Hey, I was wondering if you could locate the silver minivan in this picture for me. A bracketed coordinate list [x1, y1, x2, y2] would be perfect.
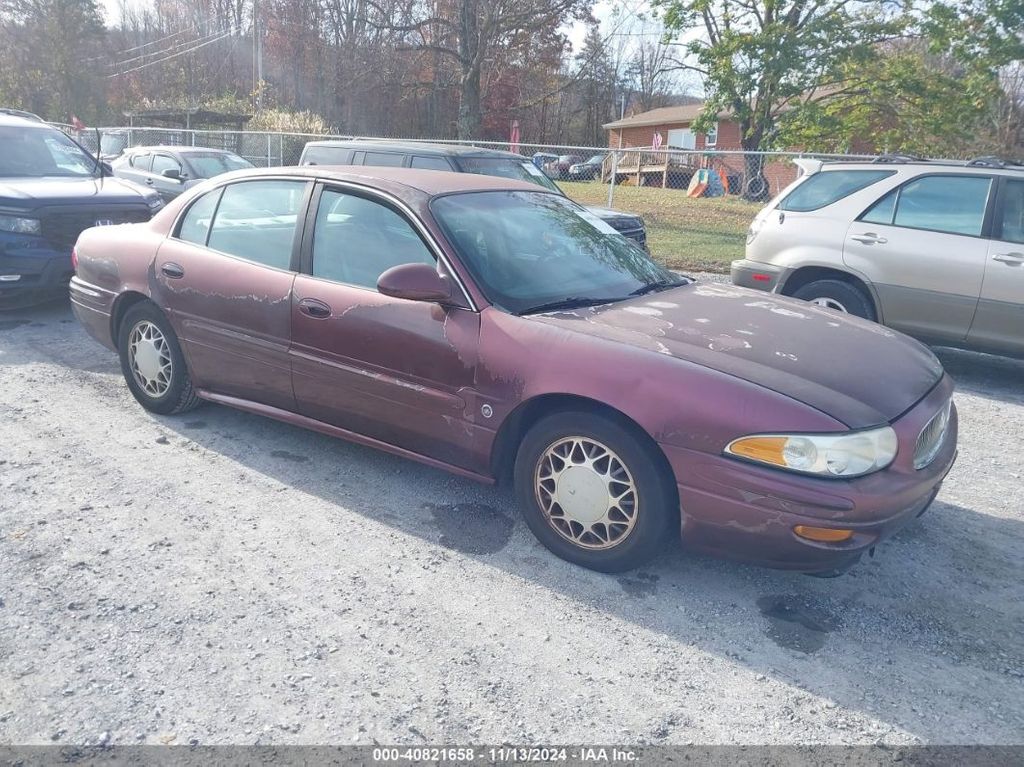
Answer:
[732, 157, 1024, 358]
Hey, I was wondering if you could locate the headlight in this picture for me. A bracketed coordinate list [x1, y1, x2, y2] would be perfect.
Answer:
[0, 214, 41, 235]
[725, 426, 898, 478]
[146, 196, 164, 212]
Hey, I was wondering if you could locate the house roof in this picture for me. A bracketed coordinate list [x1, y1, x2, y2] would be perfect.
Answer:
[603, 103, 728, 130]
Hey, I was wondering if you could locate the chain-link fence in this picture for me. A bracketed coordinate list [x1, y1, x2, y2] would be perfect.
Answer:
[62, 125, 883, 271]
[70, 125, 880, 204]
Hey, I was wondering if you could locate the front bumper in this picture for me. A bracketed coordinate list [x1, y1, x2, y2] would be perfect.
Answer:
[0, 236, 74, 308]
[730, 258, 786, 293]
[661, 376, 958, 573]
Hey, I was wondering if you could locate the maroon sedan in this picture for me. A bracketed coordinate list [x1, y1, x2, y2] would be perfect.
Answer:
[70, 167, 957, 574]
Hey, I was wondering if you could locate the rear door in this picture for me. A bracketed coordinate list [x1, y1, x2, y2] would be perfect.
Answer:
[289, 183, 483, 469]
[154, 178, 311, 411]
[116, 151, 151, 186]
[843, 173, 993, 342]
[968, 177, 1024, 355]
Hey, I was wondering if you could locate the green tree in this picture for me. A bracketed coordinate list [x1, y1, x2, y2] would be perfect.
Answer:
[0, 0, 107, 121]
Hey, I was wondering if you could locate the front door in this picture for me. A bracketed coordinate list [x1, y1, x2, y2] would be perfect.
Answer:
[289, 185, 482, 470]
[153, 178, 310, 411]
[969, 177, 1024, 356]
[843, 173, 992, 342]
[148, 153, 187, 201]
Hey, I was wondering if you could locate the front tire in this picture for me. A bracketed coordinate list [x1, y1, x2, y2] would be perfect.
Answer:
[514, 412, 676, 572]
[118, 301, 200, 415]
[792, 279, 877, 321]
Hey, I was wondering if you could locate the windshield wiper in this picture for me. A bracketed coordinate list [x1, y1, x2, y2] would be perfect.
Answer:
[629, 277, 689, 296]
[518, 296, 624, 315]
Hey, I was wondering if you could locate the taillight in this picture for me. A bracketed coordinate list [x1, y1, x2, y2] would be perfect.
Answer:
[71, 246, 78, 271]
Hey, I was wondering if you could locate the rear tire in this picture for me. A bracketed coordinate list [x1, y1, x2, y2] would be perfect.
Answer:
[792, 279, 877, 321]
[118, 301, 200, 415]
[514, 411, 676, 572]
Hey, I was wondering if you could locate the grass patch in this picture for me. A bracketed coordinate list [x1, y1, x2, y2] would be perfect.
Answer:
[560, 181, 762, 273]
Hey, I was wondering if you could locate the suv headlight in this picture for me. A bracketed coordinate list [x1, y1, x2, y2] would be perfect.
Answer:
[146, 196, 164, 212]
[725, 426, 898, 478]
[0, 214, 41, 235]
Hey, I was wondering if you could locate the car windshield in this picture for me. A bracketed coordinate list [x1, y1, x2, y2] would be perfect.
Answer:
[456, 157, 562, 194]
[187, 152, 254, 178]
[432, 190, 678, 315]
[0, 126, 98, 178]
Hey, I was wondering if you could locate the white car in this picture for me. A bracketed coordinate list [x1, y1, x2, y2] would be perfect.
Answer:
[732, 156, 1024, 358]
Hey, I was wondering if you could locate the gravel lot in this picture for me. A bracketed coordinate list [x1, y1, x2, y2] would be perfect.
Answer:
[1, 293, 1022, 747]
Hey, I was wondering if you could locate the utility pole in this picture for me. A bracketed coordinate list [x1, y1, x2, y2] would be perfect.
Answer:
[252, 0, 260, 109]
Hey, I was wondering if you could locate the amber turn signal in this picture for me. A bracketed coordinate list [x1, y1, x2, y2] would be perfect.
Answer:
[793, 525, 855, 543]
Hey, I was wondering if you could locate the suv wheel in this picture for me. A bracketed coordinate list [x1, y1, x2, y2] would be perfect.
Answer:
[792, 279, 877, 321]
[514, 412, 675, 572]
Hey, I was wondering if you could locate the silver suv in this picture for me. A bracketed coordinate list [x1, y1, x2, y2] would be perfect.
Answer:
[732, 156, 1024, 358]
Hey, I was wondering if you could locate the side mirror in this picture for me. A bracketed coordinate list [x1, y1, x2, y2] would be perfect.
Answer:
[161, 167, 182, 180]
[377, 263, 452, 303]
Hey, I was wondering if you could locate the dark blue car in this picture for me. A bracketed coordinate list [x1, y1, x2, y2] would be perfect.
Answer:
[0, 110, 163, 308]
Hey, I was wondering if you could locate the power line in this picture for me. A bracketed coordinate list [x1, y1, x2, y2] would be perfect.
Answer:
[110, 26, 235, 69]
[116, 25, 197, 55]
[108, 29, 237, 78]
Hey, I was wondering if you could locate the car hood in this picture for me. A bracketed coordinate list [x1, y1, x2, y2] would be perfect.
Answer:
[584, 205, 641, 224]
[0, 176, 152, 207]
[530, 282, 943, 428]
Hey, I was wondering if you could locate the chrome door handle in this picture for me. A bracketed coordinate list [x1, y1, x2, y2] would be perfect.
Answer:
[992, 252, 1024, 265]
[160, 262, 184, 279]
[298, 297, 332, 319]
[850, 232, 887, 245]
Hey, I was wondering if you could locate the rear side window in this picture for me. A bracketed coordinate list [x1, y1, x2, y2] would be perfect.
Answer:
[130, 153, 152, 170]
[301, 146, 352, 165]
[205, 180, 308, 269]
[861, 175, 992, 237]
[178, 188, 223, 245]
[362, 152, 405, 167]
[779, 170, 895, 212]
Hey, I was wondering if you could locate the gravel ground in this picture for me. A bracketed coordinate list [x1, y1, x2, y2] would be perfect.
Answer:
[1, 293, 1022, 747]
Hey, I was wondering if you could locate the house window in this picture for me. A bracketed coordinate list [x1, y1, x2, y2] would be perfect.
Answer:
[666, 128, 695, 150]
[705, 121, 719, 147]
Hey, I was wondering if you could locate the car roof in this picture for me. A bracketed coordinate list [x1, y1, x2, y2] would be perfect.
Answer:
[0, 111, 53, 128]
[303, 139, 525, 161]
[124, 145, 239, 154]
[214, 165, 550, 197]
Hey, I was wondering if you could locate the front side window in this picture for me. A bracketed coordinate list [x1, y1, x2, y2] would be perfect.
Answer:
[411, 156, 453, 171]
[995, 179, 1024, 244]
[861, 175, 992, 237]
[432, 191, 676, 315]
[457, 157, 561, 193]
[151, 154, 181, 175]
[779, 170, 895, 212]
[311, 189, 435, 289]
[0, 127, 99, 178]
[205, 180, 307, 269]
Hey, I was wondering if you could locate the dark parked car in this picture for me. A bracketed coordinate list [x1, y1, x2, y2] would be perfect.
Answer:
[544, 154, 584, 180]
[568, 154, 606, 181]
[71, 167, 957, 574]
[111, 146, 253, 202]
[531, 152, 559, 174]
[299, 140, 647, 250]
[0, 110, 163, 308]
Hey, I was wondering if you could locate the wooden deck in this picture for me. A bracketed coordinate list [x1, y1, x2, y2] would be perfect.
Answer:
[602, 149, 699, 188]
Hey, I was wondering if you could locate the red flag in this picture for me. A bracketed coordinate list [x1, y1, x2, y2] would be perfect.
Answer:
[509, 120, 520, 154]
[71, 115, 86, 132]
[652, 131, 663, 150]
